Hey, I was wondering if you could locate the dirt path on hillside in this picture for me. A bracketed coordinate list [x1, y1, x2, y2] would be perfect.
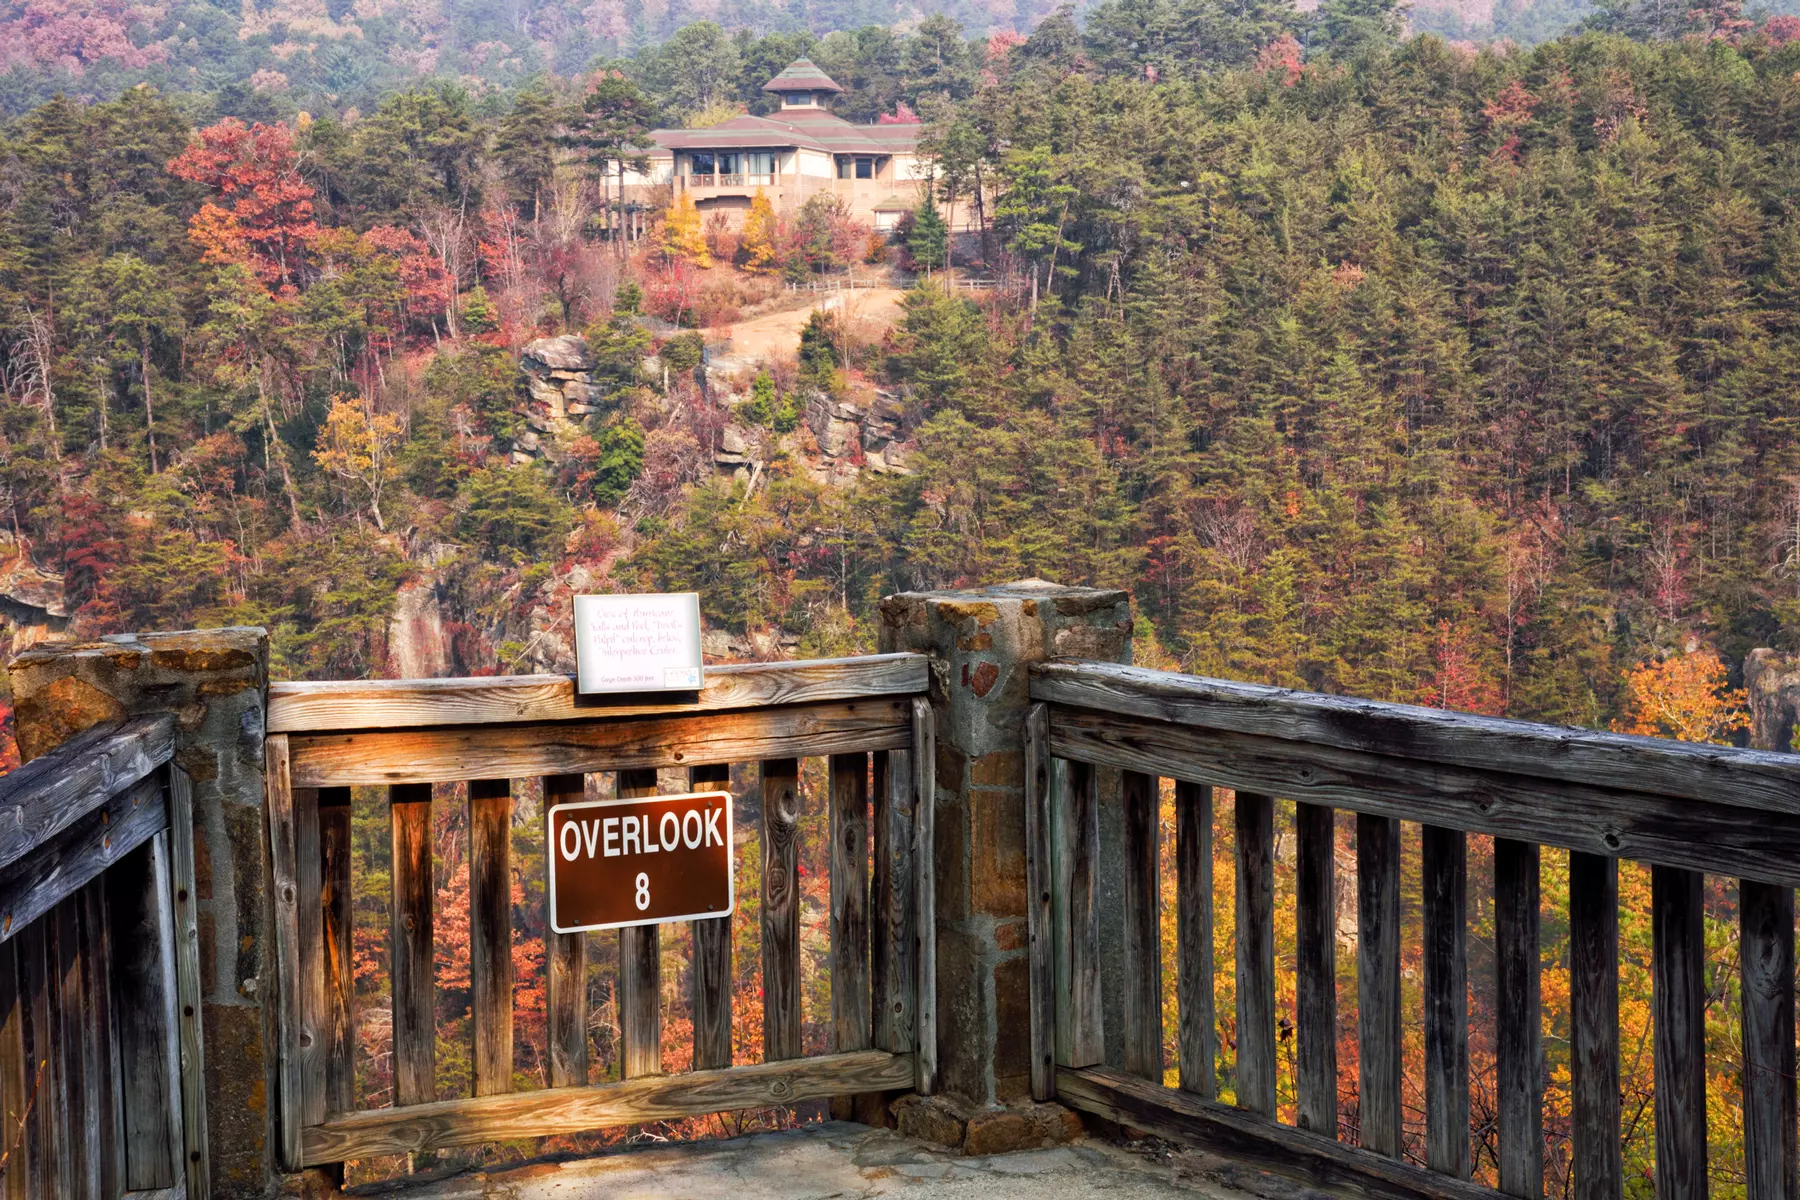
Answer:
[720, 287, 906, 362]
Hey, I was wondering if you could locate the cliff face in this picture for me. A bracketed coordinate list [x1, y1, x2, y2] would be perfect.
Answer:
[514, 335, 605, 463]
[0, 537, 66, 656]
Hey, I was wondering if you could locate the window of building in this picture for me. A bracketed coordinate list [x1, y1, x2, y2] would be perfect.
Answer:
[717, 152, 741, 177]
[856, 157, 874, 179]
[837, 156, 853, 179]
[784, 92, 813, 106]
[690, 151, 715, 177]
[747, 152, 775, 184]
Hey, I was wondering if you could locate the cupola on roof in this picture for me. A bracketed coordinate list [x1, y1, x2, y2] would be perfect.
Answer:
[762, 58, 844, 94]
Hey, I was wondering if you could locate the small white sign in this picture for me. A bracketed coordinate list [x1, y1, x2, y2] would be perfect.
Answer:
[573, 593, 704, 695]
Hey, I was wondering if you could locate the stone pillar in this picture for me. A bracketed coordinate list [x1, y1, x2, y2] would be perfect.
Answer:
[9, 629, 273, 1197]
[1747, 648, 1800, 753]
[879, 581, 1132, 1106]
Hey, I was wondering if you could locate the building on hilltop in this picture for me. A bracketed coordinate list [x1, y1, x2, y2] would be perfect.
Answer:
[622, 58, 974, 233]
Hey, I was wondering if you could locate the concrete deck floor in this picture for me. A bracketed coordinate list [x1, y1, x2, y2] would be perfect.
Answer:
[350, 1120, 1304, 1200]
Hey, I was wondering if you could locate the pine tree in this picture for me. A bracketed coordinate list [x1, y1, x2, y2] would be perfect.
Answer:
[907, 199, 950, 278]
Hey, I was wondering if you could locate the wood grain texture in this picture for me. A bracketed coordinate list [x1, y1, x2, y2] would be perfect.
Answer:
[1569, 852, 1620, 1200]
[689, 764, 733, 1073]
[317, 788, 352, 1119]
[762, 759, 802, 1064]
[0, 937, 23, 1200]
[52, 897, 82, 1199]
[263, 734, 303, 1171]
[270, 653, 930, 732]
[106, 838, 178, 1190]
[0, 771, 164, 948]
[1045, 705, 1800, 886]
[1122, 770, 1163, 1083]
[469, 779, 513, 1098]
[543, 774, 588, 1088]
[289, 700, 912, 788]
[1235, 792, 1275, 1115]
[871, 748, 916, 1059]
[17, 921, 47, 1199]
[76, 880, 112, 1200]
[390, 783, 435, 1107]
[295, 787, 325, 1129]
[911, 698, 937, 1096]
[301, 1049, 914, 1162]
[1023, 706, 1055, 1100]
[1295, 802, 1337, 1138]
[1421, 825, 1467, 1178]
[1652, 865, 1707, 1200]
[1175, 781, 1215, 1099]
[1056, 758, 1104, 1070]
[1032, 660, 1800, 814]
[1057, 1066, 1501, 1200]
[618, 769, 662, 1080]
[0, 714, 174, 875]
[1495, 839, 1541, 1200]
[1740, 879, 1795, 1200]
[1356, 813, 1401, 1158]
[830, 754, 871, 1056]
[167, 766, 209, 1199]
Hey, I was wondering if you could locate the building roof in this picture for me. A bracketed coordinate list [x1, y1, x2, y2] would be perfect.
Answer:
[762, 57, 843, 94]
[650, 109, 922, 156]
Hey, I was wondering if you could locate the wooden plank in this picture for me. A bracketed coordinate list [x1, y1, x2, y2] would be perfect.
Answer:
[689, 764, 732, 1072]
[301, 1049, 915, 1163]
[0, 714, 174, 874]
[871, 748, 916, 1059]
[317, 788, 352, 1120]
[543, 774, 588, 1088]
[1357, 814, 1401, 1158]
[1495, 838, 1541, 1199]
[263, 734, 303, 1171]
[762, 759, 802, 1063]
[0, 937, 22, 1200]
[1741, 879, 1796, 1200]
[1421, 825, 1467, 1178]
[167, 766, 208, 1200]
[1057, 1066, 1501, 1200]
[830, 754, 871, 1056]
[289, 701, 913, 788]
[1031, 660, 1800, 815]
[912, 697, 937, 1095]
[1023, 706, 1054, 1100]
[1295, 802, 1337, 1138]
[0, 772, 164, 947]
[295, 787, 325, 1129]
[1045, 706, 1800, 888]
[469, 779, 513, 1098]
[618, 769, 662, 1079]
[1056, 758, 1104, 1070]
[1175, 780, 1216, 1099]
[106, 838, 178, 1189]
[50, 899, 77, 1199]
[1122, 770, 1163, 1082]
[1652, 865, 1707, 1200]
[270, 653, 930, 732]
[16, 922, 46, 1199]
[75, 881, 108, 1200]
[1569, 852, 1620, 1200]
[390, 783, 435, 1107]
[1236, 792, 1275, 1115]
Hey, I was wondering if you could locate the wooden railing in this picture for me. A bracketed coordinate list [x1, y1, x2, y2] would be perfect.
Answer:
[263, 653, 935, 1171]
[0, 714, 206, 1200]
[1025, 659, 1800, 1200]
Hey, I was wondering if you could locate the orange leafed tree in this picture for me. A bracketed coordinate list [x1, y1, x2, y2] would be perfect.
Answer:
[1611, 643, 1749, 744]
[168, 118, 319, 291]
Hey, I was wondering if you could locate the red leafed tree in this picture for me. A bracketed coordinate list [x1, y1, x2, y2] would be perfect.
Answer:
[168, 119, 320, 291]
[364, 225, 453, 332]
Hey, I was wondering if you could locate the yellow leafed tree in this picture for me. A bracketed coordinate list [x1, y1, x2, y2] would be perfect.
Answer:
[740, 189, 778, 273]
[313, 394, 403, 531]
[1612, 643, 1749, 744]
[663, 193, 712, 267]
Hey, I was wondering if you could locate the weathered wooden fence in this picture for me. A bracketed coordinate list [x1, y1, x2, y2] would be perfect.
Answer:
[262, 653, 935, 1172]
[1027, 658, 1800, 1200]
[0, 714, 207, 1200]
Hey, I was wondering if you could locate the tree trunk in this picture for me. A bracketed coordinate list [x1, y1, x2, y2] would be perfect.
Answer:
[141, 333, 157, 473]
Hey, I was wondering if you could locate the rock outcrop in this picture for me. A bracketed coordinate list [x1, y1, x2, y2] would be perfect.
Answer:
[0, 537, 66, 654]
[516, 335, 601, 463]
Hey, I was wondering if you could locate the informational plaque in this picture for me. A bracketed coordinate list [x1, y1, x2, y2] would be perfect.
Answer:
[573, 592, 703, 695]
[546, 790, 734, 933]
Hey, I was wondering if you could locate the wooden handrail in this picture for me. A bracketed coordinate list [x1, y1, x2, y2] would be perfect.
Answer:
[0, 713, 174, 873]
[268, 652, 928, 733]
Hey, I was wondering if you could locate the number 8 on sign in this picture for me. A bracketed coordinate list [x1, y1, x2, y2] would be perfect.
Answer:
[635, 873, 650, 911]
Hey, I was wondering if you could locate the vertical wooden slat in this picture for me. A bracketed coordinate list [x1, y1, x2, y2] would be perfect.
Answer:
[830, 753, 872, 1056]
[689, 764, 733, 1072]
[1295, 802, 1337, 1137]
[1122, 770, 1163, 1082]
[318, 787, 353, 1119]
[295, 786, 326, 1128]
[52, 899, 81, 1199]
[618, 768, 662, 1079]
[871, 748, 916, 1059]
[390, 782, 435, 1107]
[16, 923, 46, 1199]
[1496, 838, 1542, 1199]
[1422, 825, 1468, 1177]
[263, 734, 303, 1169]
[75, 882, 108, 1200]
[1357, 813, 1401, 1157]
[761, 758, 802, 1064]
[106, 838, 179, 1190]
[543, 774, 588, 1087]
[1023, 706, 1055, 1100]
[1569, 851, 1621, 1200]
[0, 938, 22, 1200]
[168, 765, 209, 1200]
[469, 779, 513, 1097]
[1741, 879, 1796, 1200]
[1653, 865, 1707, 1200]
[1235, 792, 1275, 1115]
[912, 697, 937, 1095]
[1176, 780, 1215, 1099]
[1056, 758, 1104, 1070]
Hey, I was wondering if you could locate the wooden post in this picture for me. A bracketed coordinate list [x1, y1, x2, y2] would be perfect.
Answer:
[619, 768, 661, 1079]
[1496, 838, 1542, 1199]
[544, 774, 588, 1087]
[1569, 851, 1621, 1200]
[1023, 706, 1054, 1100]
[1356, 813, 1401, 1157]
[761, 758, 802, 1063]
[1295, 802, 1337, 1137]
[1175, 781, 1215, 1099]
[390, 783, 435, 1110]
[1235, 792, 1275, 1116]
[689, 763, 733, 1072]
[1653, 865, 1707, 1200]
[1422, 825, 1468, 1178]
[1741, 879, 1796, 1200]
[829, 753, 871, 1119]
[1121, 770, 1163, 1082]
[470, 779, 514, 1098]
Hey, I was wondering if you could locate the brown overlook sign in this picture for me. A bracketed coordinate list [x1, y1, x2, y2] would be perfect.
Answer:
[547, 789, 735, 933]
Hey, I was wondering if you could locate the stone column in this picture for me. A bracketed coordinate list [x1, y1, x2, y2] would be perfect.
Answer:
[879, 581, 1132, 1106]
[9, 629, 273, 1197]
